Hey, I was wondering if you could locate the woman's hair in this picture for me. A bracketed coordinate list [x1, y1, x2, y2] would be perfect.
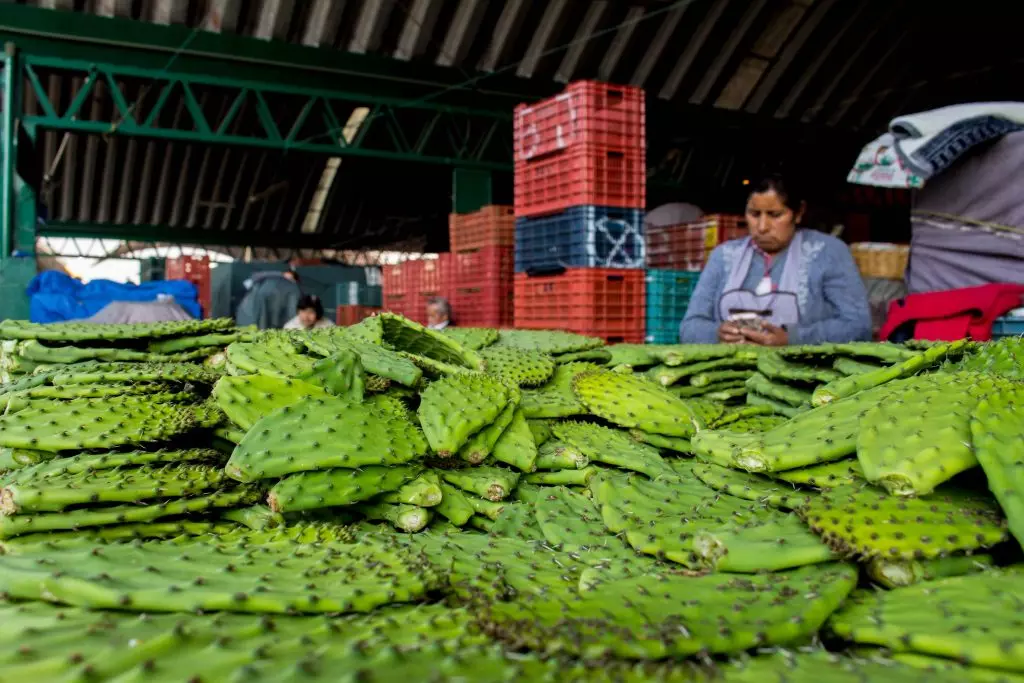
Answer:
[750, 173, 806, 214]
[297, 294, 324, 319]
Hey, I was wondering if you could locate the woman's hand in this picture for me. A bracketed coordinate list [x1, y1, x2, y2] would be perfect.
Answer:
[741, 323, 789, 347]
[717, 322, 745, 344]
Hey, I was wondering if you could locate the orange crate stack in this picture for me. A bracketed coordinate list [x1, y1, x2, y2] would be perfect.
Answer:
[165, 256, 211, 317]
[449, 205, 515, 253]
[513, 80, 646, 218]
[452, 246, 514, 328]
[513, 268, 645, 344]
[381, 256, 452, 325]
[645, 214, 748, 271]
[336, 305, 381, 326]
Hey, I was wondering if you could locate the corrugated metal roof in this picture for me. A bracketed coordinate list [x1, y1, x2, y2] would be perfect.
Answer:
[12, 0, 1023, 253]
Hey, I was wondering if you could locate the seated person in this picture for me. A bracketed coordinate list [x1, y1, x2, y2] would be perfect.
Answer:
[284, 295, 335, 330]
[679, 174, 872, 346]
[427, 297, 453, 331]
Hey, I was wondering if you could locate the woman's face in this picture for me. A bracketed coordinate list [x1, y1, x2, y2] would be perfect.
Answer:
[745, 189, 802, 254]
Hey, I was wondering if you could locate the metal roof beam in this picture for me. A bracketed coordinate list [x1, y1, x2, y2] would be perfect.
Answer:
[349, 0, 395, 54]
[826, 33, 906, 127]
[94, 0, 132, 18]
[394, 0, 441, 60]
[597, 5, 642, 83]
[201, 0, 241, 33]
[556, 0, 608, 84]
[437, 0, 486, 67]
[254, 0, 295, 41]
[745, 0, 835, 114]
[38, 0, 74, 9]
[689, 0, 769, 105]
[301, 0, 345, 47]
[150, 0, 188, 25]
[659, 0, 731, 100]
[630, 4, 688, 87]
[517, 0, 570, 79]
[477, 0, 528, 73]
[38, 221, 337, 249]
[773, 1, 868, 119]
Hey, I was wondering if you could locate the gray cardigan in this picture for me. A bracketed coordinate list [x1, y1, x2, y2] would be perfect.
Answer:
[679, 230, 873, 344]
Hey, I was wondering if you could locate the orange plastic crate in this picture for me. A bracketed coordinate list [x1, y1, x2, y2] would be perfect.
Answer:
[336, 305, 381, 326]
[514, 81, 646, 163]
[453, 283, 514, 328]
[166, 256, 211, 318]
[382, 260, 424, 299]
[454, 246, 514, 285]
[513, 268, 645, 344]
[514, 144, 645, 218]
[449, 206, 515, 253]
[645, 214, 748, 271]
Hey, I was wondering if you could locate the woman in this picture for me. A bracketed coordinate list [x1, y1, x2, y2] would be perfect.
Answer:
[679, 175, 871, 346]
[284, 294, 335, 330]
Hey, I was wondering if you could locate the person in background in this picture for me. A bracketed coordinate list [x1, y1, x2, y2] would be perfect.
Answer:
[426, 297, 453, 330]
[679, 174, 872, 346]
[235, 268, 302, 330]
[285, 295, 335, 330]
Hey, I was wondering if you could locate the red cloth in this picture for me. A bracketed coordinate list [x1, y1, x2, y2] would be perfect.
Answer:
[879, 283, 1024, 341]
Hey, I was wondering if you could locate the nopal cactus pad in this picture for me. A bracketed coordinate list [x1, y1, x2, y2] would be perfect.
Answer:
[553, 421, 671, 478]
[213, 374, 330, 431]
[829, 568, 1024, 673]
[971, 381, 1024, 548]
[268, 465, 422, 513]
[480, 346, 555, 386]
[226, 396, 428, 481]
[572, 370, 705, 437]
[417, 373, 513, 456]
[798, 484, 1008, 560]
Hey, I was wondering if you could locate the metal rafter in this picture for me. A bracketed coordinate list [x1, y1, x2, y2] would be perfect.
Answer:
[689, 0, 770, 105]
[556, 1, 607, 84]
[301, 0, 345, 47]
[659, 0, 732, 100]
[477, 0, 528, 72]
[394, 0, 441, 61]
[630, 4, 688, 87]
[516, 0, 570, 79]
[437, 0, 486, 68]
[825, 33, 907, 127]
[17, 56, 514, 170]
[597, 5, 642, 83]
[349, 0, 395, 54]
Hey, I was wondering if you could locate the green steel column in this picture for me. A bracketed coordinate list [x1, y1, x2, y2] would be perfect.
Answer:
[1, 42, 15, 260]
[452, 168, 493, 214]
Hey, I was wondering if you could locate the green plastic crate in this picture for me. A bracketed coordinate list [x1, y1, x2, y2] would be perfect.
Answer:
[645, 269, 700, 344]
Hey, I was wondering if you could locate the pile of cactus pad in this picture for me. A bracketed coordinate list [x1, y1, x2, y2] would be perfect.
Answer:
[0, 315, 1022, 682]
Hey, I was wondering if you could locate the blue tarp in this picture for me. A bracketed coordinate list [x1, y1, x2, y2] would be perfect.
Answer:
[26, 270, 201, 323]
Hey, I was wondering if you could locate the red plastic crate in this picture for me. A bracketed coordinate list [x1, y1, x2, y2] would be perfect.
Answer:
[645, 214, 748, 271]
[454, 246, 514, 285]
[514, 144, 645, 217]
[382, 260, 424, 298]
[449, 206, 515, 253]
[514, 81, 645, 163]
[453, 283, 514, 328]
[336, 305, 381, 326]
[166, 256, 211, 318]
[513, 268, 645, 344]
[419, 255, 453, 300]
[383, 293, 425, 325]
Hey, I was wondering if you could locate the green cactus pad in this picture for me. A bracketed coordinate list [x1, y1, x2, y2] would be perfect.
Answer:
[434, 480, 475, 526]
[553, 421, 671, 478]
[857, 373, 993, 496]
[520, 362, 601, 418]
[812, 339, 970, 406]
[865, 554, 995, 589]
[829, 568, 1024, 673]
[489, 408, 538, 472]
[651, 343, 748, 366]
[213, 374, 330, 430]
[227, 396, 428, 481]
[417, 373, 513, 456]
[439, 466, 520, 501]
[552, 347, 613, 364]
[711, 403, 776, 427]
[572, 370, 705, 437]
[692, 462, 816, 509]
[779, 341, 919, 364]
[441, 326, 499, 350]
[718, 414, 789, 433]
[535, 440, 590, 470]
[971, 381, 1024, 548]
[480, 561, 856, 659]
[376, 313, 483, 370]
[526, 418, 553, 445]
[50, 361, 221, 385]
[294, 349, 365, 399]
[377, 473, 444, 507]
[957, 336, 1024, 380]
[746, 391, 805, 417]
[479, 346, 555, 386]
[595, 470, 836, 572]
[457, 397, 519, 464]
[0, 397, 205, 452]
[493, 329, 604, 355]
[466, 495, 506, 521]
[745, 371, 814, 407]
[648, 356, 758, 386]
[0, 318, 234, 342]
[268, 465, 422, 513]
[2, 447, 223, 478]
[629, 429, 693, 453]
[771, 458, 864, 488]
[798, 483, 1008, 560]
[720, 650, 985, 683]
[834, 356, 887, 376]
[605, 343, 661, 368]
[356, 501, 432, 532]
[757, 351, 843, 384]
[226, 337, 316, 378]
[523, 466, 601, 487]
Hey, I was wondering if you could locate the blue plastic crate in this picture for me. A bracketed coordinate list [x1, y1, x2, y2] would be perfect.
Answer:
[645, 269, 700, 344]
[992, 316, 1024, 338]
[515, 206, 645, 272]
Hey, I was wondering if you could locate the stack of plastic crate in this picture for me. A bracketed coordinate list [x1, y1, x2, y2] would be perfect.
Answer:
[166, 256, 211, 318]
[381, 255, 452, 326]
[644, 214, 747, 343]
[513, 80, 647, 343]
[449, 206, 515, 327]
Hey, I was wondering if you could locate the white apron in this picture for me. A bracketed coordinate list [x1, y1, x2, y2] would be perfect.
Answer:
[718, 231, 804, 328]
